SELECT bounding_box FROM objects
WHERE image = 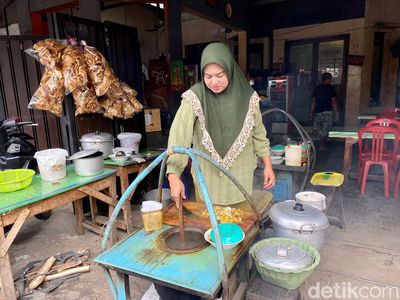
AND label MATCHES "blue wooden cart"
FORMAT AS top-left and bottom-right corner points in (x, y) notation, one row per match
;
(95, 147), (263, 299)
